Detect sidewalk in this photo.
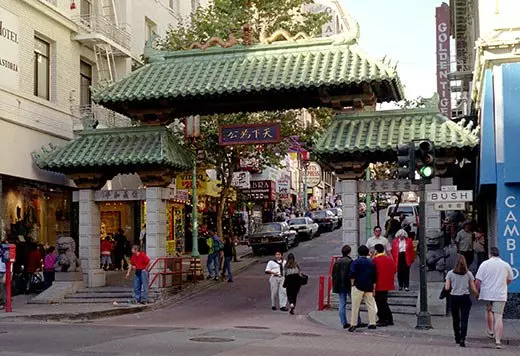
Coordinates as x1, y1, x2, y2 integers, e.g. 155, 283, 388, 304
0, 246, 256, 322
308, 301, 520, 346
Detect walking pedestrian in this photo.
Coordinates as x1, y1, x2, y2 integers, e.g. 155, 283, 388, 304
373, 243, 395, 327
475, 247, 514, 349
283, 253, 302, 315
456, 222, 474, 269
391, 229, 415, 291
114, 229, 128, 271
366, 226, 391, 255
332, 245, 362, 329
206, 231, 222, 281
348, 245, 378, 332
222, 236, 233, 283
445, 254, 479, 347
43, 246, 56, 290
125, 245, 151, 305
265, 251, 288, 311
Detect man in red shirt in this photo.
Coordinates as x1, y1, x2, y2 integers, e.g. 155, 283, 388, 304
373, 243, 396, 327
125, 245, 151, 304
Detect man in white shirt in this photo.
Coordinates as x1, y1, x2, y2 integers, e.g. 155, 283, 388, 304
366, 226, 390, 255
265, 251, 288, 311
475, 247, 514, 349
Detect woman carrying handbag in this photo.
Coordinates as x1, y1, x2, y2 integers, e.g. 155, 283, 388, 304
444, 254, 479, 347
284, 253, 306, 315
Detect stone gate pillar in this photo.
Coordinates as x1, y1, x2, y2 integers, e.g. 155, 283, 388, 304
78, 189, 105, 287
145, 187, 167, 287
337, 180, 359, 257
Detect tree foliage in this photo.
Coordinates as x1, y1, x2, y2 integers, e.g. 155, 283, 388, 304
157, 0, 331, 50
161, 0, 333, 238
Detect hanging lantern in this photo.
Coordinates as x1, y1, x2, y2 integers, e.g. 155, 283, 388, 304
70, 0, 77, 10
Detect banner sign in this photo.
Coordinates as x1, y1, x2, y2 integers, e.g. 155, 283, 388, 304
219, 123, 280, 146
232, 171, 251, 189
305, 162, 322, 188
176, 171, 207, 194
436, 3, 451, 119
244, 180, 276, 201
277, 179, 290, 194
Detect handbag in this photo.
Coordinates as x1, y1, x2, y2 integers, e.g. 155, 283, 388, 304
439, 287, 451, 300
300, 273, 309, 286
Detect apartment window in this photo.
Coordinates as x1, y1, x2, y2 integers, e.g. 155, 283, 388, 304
145, 18, 157, 41
34, 37, 50, 100
80, 0, 92, 18
80, 61, 92, 107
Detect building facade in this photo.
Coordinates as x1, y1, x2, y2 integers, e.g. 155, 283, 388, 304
0, 0, 206, 248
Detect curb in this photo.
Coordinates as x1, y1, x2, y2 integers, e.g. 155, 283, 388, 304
306, 311, 520, 346
1, 255, 259, 323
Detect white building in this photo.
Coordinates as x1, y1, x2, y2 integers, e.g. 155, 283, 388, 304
0, 0, 206, 246
304, 0, 352, 37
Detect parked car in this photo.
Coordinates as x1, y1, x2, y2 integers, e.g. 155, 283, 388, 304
385, 203, 420, 236
248, 222, 298, 255
311, 210, 338, 232
328, 208, 343, 228
288, 217, 319, 240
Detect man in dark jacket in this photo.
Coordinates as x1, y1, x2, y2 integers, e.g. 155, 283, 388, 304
348, 245, 378, 332
332, 245, 362, 328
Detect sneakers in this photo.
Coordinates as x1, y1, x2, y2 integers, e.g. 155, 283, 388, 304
347, 325, 356, 332
405, 287, 410, 292
496, 343, 503, 349
367, 325, 377, 330
486, 330, 495, 339
459, 340, 466, 347
289, 308, 295, 315
214, 277, 219, 281
280, 307, 289, 312
342, 323, 350, 329
272, 306, 277, 311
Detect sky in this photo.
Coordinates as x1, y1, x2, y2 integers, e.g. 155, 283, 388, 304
340, 0, 443, 100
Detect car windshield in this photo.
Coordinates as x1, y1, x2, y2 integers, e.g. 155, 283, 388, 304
312, 211, 327, 218
289, 218, 307, 225
330, 208, 341, 215
388, 206, 415, 217
256, 224, 281, 233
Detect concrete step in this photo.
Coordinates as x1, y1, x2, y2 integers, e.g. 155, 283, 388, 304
348, 305, 416, 315
60, 298, 155, 304
67, 293, 134, 299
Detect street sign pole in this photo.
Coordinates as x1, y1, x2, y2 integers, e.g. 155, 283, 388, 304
365, 167, 372, 239
416, 181, 432, 329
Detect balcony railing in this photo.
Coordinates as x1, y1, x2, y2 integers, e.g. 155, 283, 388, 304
72, 104, 133, 130
73, 15, 131, 52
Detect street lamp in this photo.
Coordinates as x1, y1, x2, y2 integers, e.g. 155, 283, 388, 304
301, 151, 310, 212
185, 116, 203, 280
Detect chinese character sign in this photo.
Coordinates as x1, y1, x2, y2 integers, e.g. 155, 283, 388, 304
219, 123, 280, 146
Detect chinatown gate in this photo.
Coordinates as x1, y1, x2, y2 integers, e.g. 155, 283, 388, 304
34, 17, 477, 289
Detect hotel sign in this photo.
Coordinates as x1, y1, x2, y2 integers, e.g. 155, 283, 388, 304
0, 6, 19, 90
436, 3, 451, 119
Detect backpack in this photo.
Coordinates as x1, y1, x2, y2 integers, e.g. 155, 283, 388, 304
213, 238, 224, 252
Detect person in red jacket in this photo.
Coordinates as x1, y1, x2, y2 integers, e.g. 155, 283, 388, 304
373, 243, 396, 326
391, 229, 415, 291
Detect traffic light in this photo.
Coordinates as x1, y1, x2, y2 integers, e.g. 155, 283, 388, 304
415, 140, 435, 181
396, 143, 414, 179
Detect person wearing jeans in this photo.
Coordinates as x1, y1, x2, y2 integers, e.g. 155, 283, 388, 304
126, 245, 151, 304
332, 244, 361, 328
445, 255, 479, 347
348, 245, 378, 332
206, 231, 221, 280
222, 237, 233, 282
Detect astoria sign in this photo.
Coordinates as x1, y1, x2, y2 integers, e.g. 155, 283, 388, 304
436, 3, 451, 119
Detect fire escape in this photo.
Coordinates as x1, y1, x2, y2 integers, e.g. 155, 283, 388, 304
448, 0, 475, 119
71, 0, 133, 129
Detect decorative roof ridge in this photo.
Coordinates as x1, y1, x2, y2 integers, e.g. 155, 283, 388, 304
335, 107, 440, 120
75, 125, 168, 136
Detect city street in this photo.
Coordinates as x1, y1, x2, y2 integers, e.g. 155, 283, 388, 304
0, 226, 514, 355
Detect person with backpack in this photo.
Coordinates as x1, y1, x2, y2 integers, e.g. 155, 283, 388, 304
206, 231, 222, 281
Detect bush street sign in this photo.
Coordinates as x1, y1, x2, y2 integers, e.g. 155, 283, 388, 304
426, 190, 473, 203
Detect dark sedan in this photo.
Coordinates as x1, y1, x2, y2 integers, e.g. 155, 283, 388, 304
311, 210, 338, 232
248, 222, 298, 255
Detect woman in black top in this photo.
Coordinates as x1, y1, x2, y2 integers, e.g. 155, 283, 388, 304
222, 237, 234, 282
284, 253, 302, 315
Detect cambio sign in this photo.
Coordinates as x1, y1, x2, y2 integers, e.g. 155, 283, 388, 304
436, 3, 451, 119
0, 6, 19, 90
500, 194, 520, 292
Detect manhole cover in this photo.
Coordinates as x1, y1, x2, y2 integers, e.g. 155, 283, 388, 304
281, 332, 321, 337
190, 337, 234, 343
0, 331, 6, 335
234, 326, 270, 330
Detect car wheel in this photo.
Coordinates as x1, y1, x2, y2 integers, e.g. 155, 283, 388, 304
294, 237, 300, 247
252, 248, 262, 256
282, 241, 289, 252
328, 224, 334, 232
309, 232, 313, 240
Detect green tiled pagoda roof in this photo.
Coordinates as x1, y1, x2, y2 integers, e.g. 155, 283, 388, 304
315, 108, 479, 154
93, 37, 404, 106
33, 126, 193, 173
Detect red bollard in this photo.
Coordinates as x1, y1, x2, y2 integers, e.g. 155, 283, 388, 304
318, 275, 325, 311
5, 260, 11, 313
326, 275, 332, 310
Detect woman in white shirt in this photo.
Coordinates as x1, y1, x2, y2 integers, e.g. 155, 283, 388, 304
444, 255, 479, 347
265, 252, 288, 311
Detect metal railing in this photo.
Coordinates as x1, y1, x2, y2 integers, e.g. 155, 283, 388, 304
147, 257, 200, 289
73, 15, 131, 51
318, 255, 340, 311
72, 104, 133, 130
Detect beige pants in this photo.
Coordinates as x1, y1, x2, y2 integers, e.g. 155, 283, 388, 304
269, 276, 287, 308
350, 286, 378, 326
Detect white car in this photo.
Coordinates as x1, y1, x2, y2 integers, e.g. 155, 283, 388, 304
385, 203, 419, 236
288, 217, 319, 240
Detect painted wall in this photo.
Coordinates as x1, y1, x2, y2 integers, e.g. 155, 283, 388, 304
478, 0, 520, 39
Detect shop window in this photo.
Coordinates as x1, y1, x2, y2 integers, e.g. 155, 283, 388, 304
34, 37, 50, 100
